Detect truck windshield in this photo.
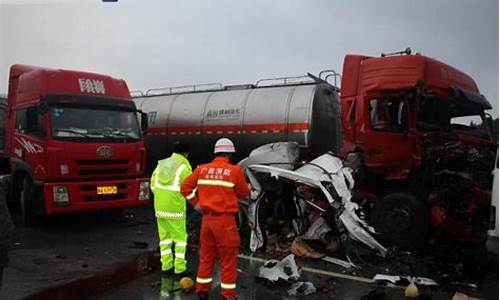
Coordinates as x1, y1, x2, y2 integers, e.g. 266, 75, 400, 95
50, 106, 141, 142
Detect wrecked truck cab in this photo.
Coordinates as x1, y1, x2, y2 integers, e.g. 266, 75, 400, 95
240, 144, 387, 257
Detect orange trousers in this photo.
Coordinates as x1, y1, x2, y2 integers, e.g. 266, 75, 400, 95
196, 214, 239, 300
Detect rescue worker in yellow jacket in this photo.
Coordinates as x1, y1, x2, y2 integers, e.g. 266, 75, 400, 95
151, 141, 194, 275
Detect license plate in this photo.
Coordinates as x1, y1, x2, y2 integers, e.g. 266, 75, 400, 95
97, 186, 117, 195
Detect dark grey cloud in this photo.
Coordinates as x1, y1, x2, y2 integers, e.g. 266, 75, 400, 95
1, 0, 498, 116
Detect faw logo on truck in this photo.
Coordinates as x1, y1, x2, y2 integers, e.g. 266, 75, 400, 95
96, 145, 113, 158
78, 78, 106, 94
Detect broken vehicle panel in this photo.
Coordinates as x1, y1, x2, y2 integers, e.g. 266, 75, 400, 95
241, 145, 387, 257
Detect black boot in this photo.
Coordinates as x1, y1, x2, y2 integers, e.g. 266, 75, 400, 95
198, 292, 209, 299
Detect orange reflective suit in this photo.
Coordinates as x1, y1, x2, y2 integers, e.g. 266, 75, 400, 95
181, 156, 249, 300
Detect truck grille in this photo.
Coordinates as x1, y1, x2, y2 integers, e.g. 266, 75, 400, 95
80, 183, 129, 202
76, 159, 130, 177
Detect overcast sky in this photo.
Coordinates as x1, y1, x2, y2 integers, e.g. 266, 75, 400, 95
0, 0, 498, 116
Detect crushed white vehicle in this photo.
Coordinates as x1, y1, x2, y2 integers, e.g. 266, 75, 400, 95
239, 142, 387, 257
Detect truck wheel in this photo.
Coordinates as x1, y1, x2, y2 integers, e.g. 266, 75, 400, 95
370, 192, 429, 249
20, 177, 44, 226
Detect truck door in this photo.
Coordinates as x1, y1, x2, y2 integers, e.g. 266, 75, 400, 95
363, 96, 415, 179
12, 106, 46, 179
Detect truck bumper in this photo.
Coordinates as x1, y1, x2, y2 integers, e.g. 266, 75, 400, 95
43, 178, 150, 215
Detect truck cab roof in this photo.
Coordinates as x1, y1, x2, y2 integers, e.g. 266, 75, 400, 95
8, 64, 131, 107
341, 54, 488, 104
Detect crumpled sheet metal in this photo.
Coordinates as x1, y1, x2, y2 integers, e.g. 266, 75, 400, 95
287, 281, 317, 296
257, 254, 300, 282
340, 202, 388, 257
294, 153, 354, 204
248, 198, 264, 252
302, 217, 331, 242
245, 145, 387, 256
238, 142, 300, 171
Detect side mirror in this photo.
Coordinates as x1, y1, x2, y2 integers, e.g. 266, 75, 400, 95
26, 107, 39, 133
140, 112, 148, 133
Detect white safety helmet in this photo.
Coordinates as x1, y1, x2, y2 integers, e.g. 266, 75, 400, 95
214, 138, 236, 154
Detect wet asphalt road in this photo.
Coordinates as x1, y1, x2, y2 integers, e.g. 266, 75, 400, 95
1, 206, 497, 300
0, 207, 158, 300
90, 252, 471, 300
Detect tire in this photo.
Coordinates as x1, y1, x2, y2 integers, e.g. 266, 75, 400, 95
20, 177, 44, 226
370, 192, 429, 249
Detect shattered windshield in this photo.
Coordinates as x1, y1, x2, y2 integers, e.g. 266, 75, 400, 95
417, 95, 490, 138
50, 106, 141, 142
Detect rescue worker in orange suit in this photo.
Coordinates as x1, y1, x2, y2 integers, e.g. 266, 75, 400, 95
181, 138, 249, 300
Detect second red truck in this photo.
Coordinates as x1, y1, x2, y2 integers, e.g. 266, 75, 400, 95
1, 65, 151, 225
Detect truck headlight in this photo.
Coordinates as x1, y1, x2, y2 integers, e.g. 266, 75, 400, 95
139, 182, 150, 201
53, 186, 70, 206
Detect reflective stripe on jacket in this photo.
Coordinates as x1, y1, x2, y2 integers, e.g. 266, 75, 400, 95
180, 156, 249, 214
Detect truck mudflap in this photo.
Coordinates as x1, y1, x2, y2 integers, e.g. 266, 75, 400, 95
43, 178, 150, 215
242, 144, 387, 256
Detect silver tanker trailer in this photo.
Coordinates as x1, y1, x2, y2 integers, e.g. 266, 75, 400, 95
133, 72, 342, 171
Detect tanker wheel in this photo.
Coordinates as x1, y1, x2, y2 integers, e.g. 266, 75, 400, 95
370, 192, 429, 249
20, 177, 45, 226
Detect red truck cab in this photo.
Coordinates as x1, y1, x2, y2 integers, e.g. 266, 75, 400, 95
340, 52, 496, 247
341, 53, 493, 178
4, 65, 150, 224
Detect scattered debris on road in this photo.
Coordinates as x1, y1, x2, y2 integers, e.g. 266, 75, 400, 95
287, 281, 317, 296
257, 254, 300, 283
322, 256, 355, 269
373, 274, 438, 286
451, 291, 471, 300
404, 282, 419, 298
